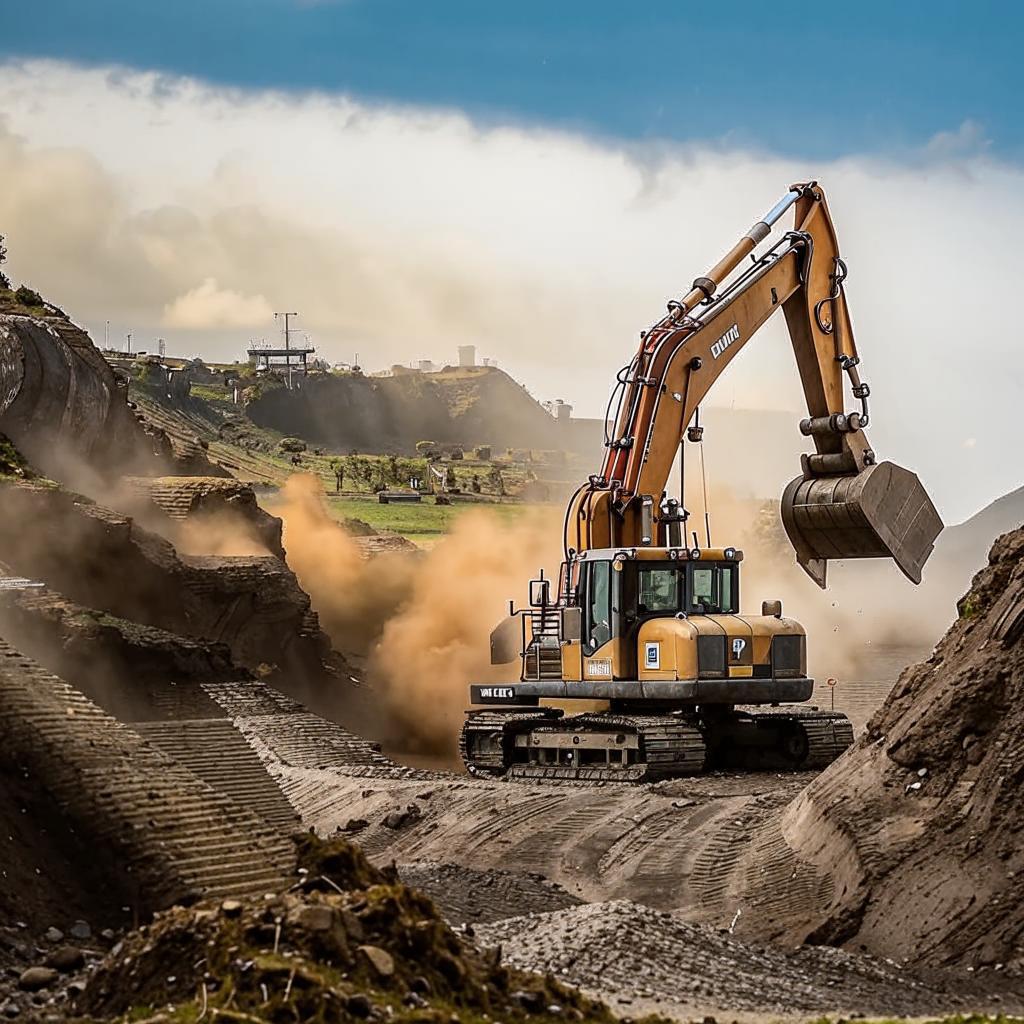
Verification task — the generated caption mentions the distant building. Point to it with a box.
[553,399,573,421]
[458,345,476,368]
[247,338,315,386]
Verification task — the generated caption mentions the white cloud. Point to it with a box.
[163,277,273,329]
[0,59,1020,522]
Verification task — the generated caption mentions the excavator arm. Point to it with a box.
[565,182,942,587]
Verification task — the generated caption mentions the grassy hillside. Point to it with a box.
[126,373,576,545]
[244,365,600,454]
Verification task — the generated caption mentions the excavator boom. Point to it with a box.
[566,182,942,586]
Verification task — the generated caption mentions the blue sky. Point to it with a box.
[2,0,1021,159]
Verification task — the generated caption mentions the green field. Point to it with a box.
[325,493,539,545]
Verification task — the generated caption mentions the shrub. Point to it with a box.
[14,284,43,307]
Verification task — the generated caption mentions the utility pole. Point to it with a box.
[126,331,132,355]
[274,311,298,389]
[104,320,109,349]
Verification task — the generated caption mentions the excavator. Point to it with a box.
[460,181,943,782]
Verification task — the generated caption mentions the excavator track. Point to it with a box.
[460,708,563,777]
[461,705,853,782]
[704,707,854,772]
[750,707,854,769]
[507,711,706,784]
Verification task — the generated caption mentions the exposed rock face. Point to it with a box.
[122,475,286,559]
[767,526,1024,968]
[0,312,171,481]
[0,482,338,682]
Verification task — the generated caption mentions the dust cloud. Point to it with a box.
[174,511,272,557]
[267,474,558,761]
[266,475,416,660]
[367,508,558,758]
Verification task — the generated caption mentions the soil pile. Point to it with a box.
[79,835,632,1024]
[777,525,1024,968]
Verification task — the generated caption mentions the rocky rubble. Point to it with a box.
[0,921,115,1021]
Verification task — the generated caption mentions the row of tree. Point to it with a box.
[329,454,509,495]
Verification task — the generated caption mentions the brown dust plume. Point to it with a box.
[268,474,558,761]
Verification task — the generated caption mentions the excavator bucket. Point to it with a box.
[781,461,943,588]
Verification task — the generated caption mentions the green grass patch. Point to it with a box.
[326,494,537,545]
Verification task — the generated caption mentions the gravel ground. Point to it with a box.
[398,861,582,924]
[476,899,1024,1022]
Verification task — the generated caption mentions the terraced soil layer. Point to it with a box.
[0,639,296,916]
[0,482,336,681]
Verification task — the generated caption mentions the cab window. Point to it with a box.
[639,567,679,613]
[687,564,739,614]
[692,568,714,608]
[719,565,736,612]
[587,561,612,648]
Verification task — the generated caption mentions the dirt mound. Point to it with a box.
[124,474,286,558]
[476,899,1021,1021]
[79,835,627,1024]
[774,526,1024,968]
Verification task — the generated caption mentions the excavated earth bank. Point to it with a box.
[0,481,340,683]
[0,309,209,482]
[756,526,1024,968]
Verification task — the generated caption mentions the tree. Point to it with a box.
[329,458,345,493]
[0,234,8,289]
[487,466,505,497]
